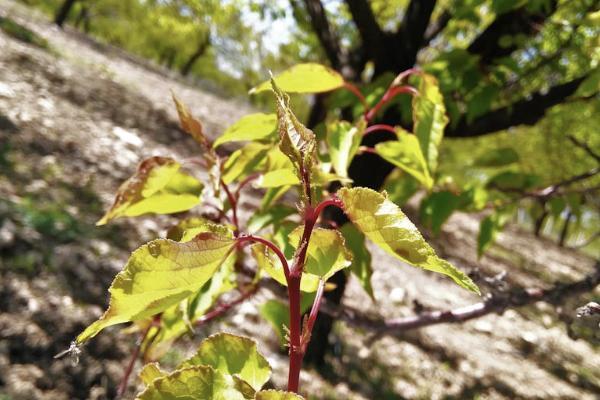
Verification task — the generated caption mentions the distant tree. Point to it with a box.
[54,0,78,27]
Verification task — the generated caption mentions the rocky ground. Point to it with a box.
[0,1,599,399]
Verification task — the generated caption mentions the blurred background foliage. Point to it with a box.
[15,0,600,255]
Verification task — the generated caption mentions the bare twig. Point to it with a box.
[321,261,600,336]
[568,135,600,163]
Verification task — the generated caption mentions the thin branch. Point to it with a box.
[194,286,258,326]
[220,180,239,235]
[237,234,291,281]
[116,323,152,399]
[321,261,600,335]
[568,135,600,163]
[423,9,450,45]
[301,279,326,352]
[447,75,588,137]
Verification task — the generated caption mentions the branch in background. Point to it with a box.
[467,1,558,66]
[321,261,600,335]
[395,0,437,68]
[568,135,600,163]
[344,0,387,68]
[299,0,347,73]
[423,9,450,45]
[195,286,258,327]
[447,75,588,137]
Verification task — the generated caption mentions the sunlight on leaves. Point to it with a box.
[213,113,278,148]
[251,63,344,94]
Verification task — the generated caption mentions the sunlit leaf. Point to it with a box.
[375,133,433,189]
[136,365,253,400]
[247,204,297,233]
[337,187,479,294]
[179,332,271,392]
[97,157,203,225]
[213,113,278,148]
[326,119,365,178]
[271,79,317,195]
[251,63,344,94]
[255,390,305,400]
[167,217,232,242]
[139,363,165,386]
[288,227,352,281]
[252,244,321,292]
[466,84,500,123]
[76,232,235,343]
[487,171,540,190]
[474,147,519,167]
[340,224,374,299]
[412,73,448,174]
[222,142,271,184]
[258,169,300,188]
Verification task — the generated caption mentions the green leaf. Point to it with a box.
[375,133,433,189]
[97,156,203,225]
[222,143,271,184]
[412,73,448,174]
[487,171,540,191]
[167,217,233,242]
[136,365,253,400]
[466,84,500,123]
[326,119,365,178]
[288,227,352,281]
[251,63,344,94]
[255,390,305,400]
[257,169,300,188]
[477,208,513,257]
[213,113,278,148]
[340,224,374,299]
[337,187,479,294]
[76,232,235,343]
[474,147,519,167]
[382,169,420,206]
[259,298,315,347]
[271,79,317,193]
[247,205,296,233]
[179,333,271,392]
[252,244,321,292]
[139,363,165,386]
[420,191,462,235]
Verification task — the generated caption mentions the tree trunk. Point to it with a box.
[180,36,210,76]
[55,0,78,28]
[558,211,573,247]
[534,209,548,237]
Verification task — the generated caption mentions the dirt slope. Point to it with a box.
[0,2,598,399]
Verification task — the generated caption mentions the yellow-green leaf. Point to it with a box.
[139,363,165,386]
[213,113,278,148]
[337,187,479,294]
[252,244,321,292]
[251,63,344,94]
[76,232,235,343]
[326,119,365,178]
[412,73,448,174]
[255,390,305,400]
[288,227,352,281]
[179,332,271,392]
[222,143,272,184]
[375,133,433,189]
[340,224,374,299]
[258,169,300,188]
[271,79,317,189]
[136,365,254,400]
[97,157,203,225]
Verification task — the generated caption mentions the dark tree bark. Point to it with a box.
[180,35,210,76]
[559,211,573,247]
[55,0,78,28]
[468,1,558,66]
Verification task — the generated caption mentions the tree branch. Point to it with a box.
[468,1,558,65]
[299,0,346,72]
[322,261,600,335]
[344,0,387,68]
[395,0,437,68]
[423,9,450,45]
[447,75,588,137]
[568,135,600,163]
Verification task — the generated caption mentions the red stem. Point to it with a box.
[365,85,418,122]
[343,82,369,113]
[364,124,397,136]
[116,323,152,398]
[237,235,291,281]
[235,173,260,199]
[301,279,326,352]
[313,197,344,220]
[287,276,303,393]
[195,286,258,326]
[220,180,239,236]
